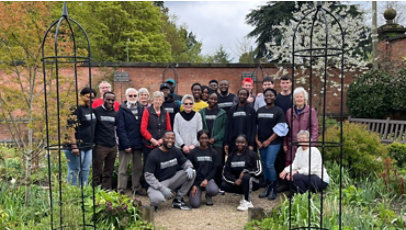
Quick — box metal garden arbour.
[41,3,96,229]
[289,2,344,230]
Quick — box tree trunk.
[24,149,32,205]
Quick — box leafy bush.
[393,69,406,114]
[347,69,393,119]
[387,142,406,168]
[323,122,387,178]
[381,158,405,195]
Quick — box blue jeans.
[259,144,281,182]
[64,149,92,186]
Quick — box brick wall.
[377,37,406,74]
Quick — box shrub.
[346,69,393,119]
[393,69,406,114]
[381,158,405,195]
[323,122,387,178]
[387,142,406,168]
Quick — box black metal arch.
[289,2,344,230]
[251,63,270,94]
[41,2,95,230]
[162,63,179,94]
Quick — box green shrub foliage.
[393,69,406,113]
[387,142,406,168]
[323,122,387,178]
[347,69,393,119]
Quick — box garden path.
[133,188,282,230]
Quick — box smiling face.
[162,132,175,149]
[99,82,111,97]
[262,81,274,91]
[192,85,202,101]
[126,90,138,103]
[235,136,247,152]
[238,89,248,104]
[264,90,276,105]
[139,93,149,105]
[294,92,305,108]
[201,88,210,101]
[81,93,95,107]
[183,99,194,113]
[103,93,115,110]
[209,82,218,91]
[198,132,209,148]
[207,93,218,108]
[153,95,163,108]
[242,82,253,92]
[280,79,292,92]
[219,80,229,94]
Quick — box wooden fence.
[348,117,406,144]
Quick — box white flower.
[10,178,16,185]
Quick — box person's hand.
[256,93,263,98]
[182,146,190,154]
[286,171,297,181]
[248,146,254,151]
[160,186,174,199]
[209,138,215,144]
[200,179,208,188]
[158,138,163,145]
[279,171,287,179]
[190,185,198,197]
[239,171,245,179]
[235,178,242,186]
[189,145,195,150]
[72,148,80,156]
[247,96,254,103]
[125,148,132,153]
[185,168,195,180]
[224,145,229,156]
[256,139,263,149]
[283,145,288,153]
[262,139,271,148]
[150,138,159,147]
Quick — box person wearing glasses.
[116,88,146,195]
[92,81,120,111]
[180,83,208,112]
[174,94,203,154]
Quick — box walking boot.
[268,181,277,200]
[258,181,271,198]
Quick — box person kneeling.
[221,135,262,211]
[144,131,196,210]
[279,130,329,195]
[188,130,220,208]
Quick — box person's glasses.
[100,86,111,89]
[184,103,193,106]
[128,95,137,98]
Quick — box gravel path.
[134,188,282,230]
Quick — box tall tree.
[206,45,232,64]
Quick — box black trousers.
[221,173,260,201]
[291,173,328,194]
[92,145,117,190]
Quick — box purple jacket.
[284,105,319,164]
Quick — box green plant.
[381,158,405,195]
[323,122,388,178]
[85,187,152,230]
[387,142,406,168]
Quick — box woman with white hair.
[141,91,172,161]
[280,130,329,194]
[138,87,150,108]
[174,94,203,154]
[283,87,319,166]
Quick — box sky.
[165,1,406,62]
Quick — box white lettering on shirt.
[164,107,174,113]
[197,156,212,162]
[160,158,178,169]
[233,111,247,117]
[84,113,96,121]
[231,161,246,168]
[258,113,274,119]
[205,115,216,120]
[100,116,115,122]
[218,102,233,108]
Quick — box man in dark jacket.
[92,91,118,190]
[160,82,180,127]
[217,80,237,114]
[116,88,146,195]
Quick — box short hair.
[209,79,218,85]
[297,130,310,140]
[98,81,111,89]
[138,87,149,96]
[197,129,210,140]
[293,87,308,105]
[80,87,97,97]
[181,94,195,104]
[191,82,202,91]
[151,91,164,100]
[280,75,292,81]
[237,88,249,95]
[236,134,248,142]
[242,77,253,85]
[263,76,274,84]
[263,88,277,96]
[103,91,115,99]
[201,85,210,92]
[125,88,137,96]
[220,80,229,84]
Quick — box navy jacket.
[116,102,144,150]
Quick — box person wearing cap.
[160,82,180,127]
[254,76,275,111]
[92,81,120,111]
[165,78,183,102]
[242,77,256,105]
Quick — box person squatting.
[65,76,329,211]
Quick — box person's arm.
[144,172,163,190]
[192,113,203,147]
[173,114,185,148]
[205,148,218,180]
[248,108,256,148]
[310,107,319,143]
[140,109,152,141]
[166,111,172,131]
[212,111,226,143]
[116,109,130,150]
[222,156,237,184]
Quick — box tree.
[56,2,172,62]
[206,45,232,64]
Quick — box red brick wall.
[377,38,406,74]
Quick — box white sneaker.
[237,200,254,211]
[239,196,245,204]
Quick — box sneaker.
[205,194,213,206]
[239,196,245,204]
[218,189,225,195]
[172,198,191,211]
[237,200,254,211]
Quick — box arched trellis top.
[292,3,345,59]
[162,63,179,93]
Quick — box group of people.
[64,75,329,212]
